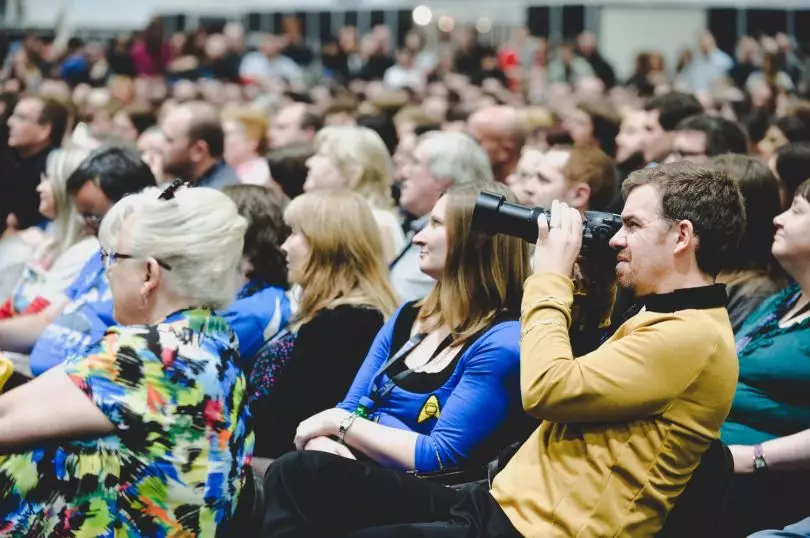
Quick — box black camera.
[471,191,623,264]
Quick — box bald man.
[161,101,239,188]
[467,106,525,183]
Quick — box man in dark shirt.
[160,101,239,189]
[5,94,69,228]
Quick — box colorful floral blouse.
[0,308,254,537]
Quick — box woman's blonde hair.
[222,105,270,154]
[284,190,399,326]
[45,147,93,261]
[418,183,531,345]
[313,125,394,209]
[98,187,247,310]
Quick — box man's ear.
[189,139,210,163]
[568,182,592,211]
[672,219,697,256]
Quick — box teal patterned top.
[0,308,254,537]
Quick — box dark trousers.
[719,471,810,537]
[261,451,522,538]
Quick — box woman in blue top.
[221,184,293,369]
[719,179,810,536]
[292,183,531,472]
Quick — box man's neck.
[189,158,220,183]
[649,273,715,296]
[16,141,50,160]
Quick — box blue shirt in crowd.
[338,303,523,472]
[30,251,112,377]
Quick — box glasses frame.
[98,178,191,272]
[100,246,173,271]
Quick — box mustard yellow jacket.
[491,273,738,537]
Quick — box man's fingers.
[549,200,561,229]
[537,213,550,243]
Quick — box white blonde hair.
[417,131,495,186]
[99,186,248,310]
[45,147,94,261]
[314,125,394,209]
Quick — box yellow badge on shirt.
[417,395,441,423]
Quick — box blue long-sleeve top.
[337,303,522,472]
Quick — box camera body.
[471,191,623,265]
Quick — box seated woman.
[0,148,98,319]
[711,154,785,330]
[222,105,272,186]
[304,125,407,263]
[720,179,810,536]
[292,183,530,473]
[221,184,293,368]
[0,186,253,535]
[248,190,400,459]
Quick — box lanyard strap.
[359,332,454,413]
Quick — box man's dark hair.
[644,92,703,131]
[188,112,225,160]
[300,108,323,134]
[772,115,810,144]
[32,95,70,148]
[66,145,157,202]
[675,114,749,157]
[710,154,782,274]
[356,114,398,156]
[221,184,289,290]
[266,142,313,199]
[623,161,746,277]
[774,142,810,203]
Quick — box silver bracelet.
[338,413,358,445]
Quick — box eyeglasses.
[100,246,173,271]
[98,179,190,271]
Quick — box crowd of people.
[0,13,809,538]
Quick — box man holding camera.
[259,162,746,537]
[491,161,746,536]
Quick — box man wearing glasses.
[6,95,70,229]
[0,146,156,381]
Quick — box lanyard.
[737,290,810,355]
[356,331,454,415]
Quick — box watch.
[338,413,358,445]
[753,444,768,473]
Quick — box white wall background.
[599,6,707,80]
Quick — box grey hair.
[99,186,248,310]
[416,131,495,186]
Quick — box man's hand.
[533,200,583,278]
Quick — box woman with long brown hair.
[248,190,399,459]
[290,182,530,473]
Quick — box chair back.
[219,468,265,537]
[657,439,734,537]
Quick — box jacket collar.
[638,284,727,313]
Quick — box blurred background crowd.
[1,1,810,537]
